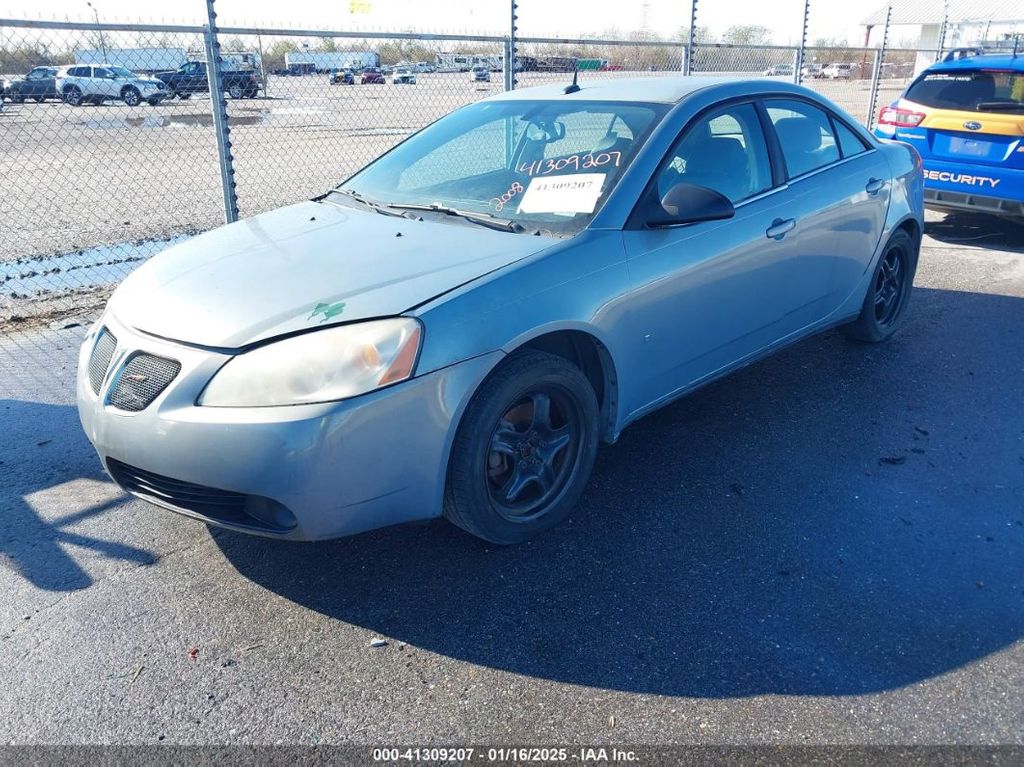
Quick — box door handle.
[766,218,796,240]
[865,177,886,195]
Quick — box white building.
[863,0,1023,74]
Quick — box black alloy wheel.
[486,387,583,522]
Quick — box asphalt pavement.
[1,211,1022,745]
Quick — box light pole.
[86,2,108,63]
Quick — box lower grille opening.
[107,459,297,533]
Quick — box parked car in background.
[5,66,60,102]
[78,77,922,545]
[470,65,491,83]
[0,77,10,102]
[156,60,261,99]
[874,52,1024,224]
[330,68,355,85]
[822,63,855,80]
[763,64,794,77]
[360,68,386,84]
[56,65,170,106]
[800,63,824,80]
[392,68,417,85]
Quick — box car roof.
[927,54,1024,73]
[484,76,743,104]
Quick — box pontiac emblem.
[963,121,982,131]
[125,373,149,383]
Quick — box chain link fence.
[0,11,951,402]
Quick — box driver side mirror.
[644,182,736,228]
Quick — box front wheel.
[63,86,82,106]
[121,86,141,106]
[842,228,918,343]
[444,350,600,545]
[228,84,243,99]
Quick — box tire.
[63,86,82,106]
[444,349,600,545]
[12,94,24,104]
[121,86,141,107]
[244,88,258,98]
[842,228,918,343]
[147,97,160,106]
[176,91,191,100]
[228,84,243,99]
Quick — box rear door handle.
[865,177,886,195]
[766,218,796,240]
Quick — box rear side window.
[766,99,840,178]
[67,67,88,77]
[834,120,868,158]
[905,69,1024,112]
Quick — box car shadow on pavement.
[216,285,1024,698]
[0,399,152,592]
[925,211,1024,253]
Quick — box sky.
[0,0,873,45]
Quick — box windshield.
[905,69,1024,112]
[336,99,667,236]
[109,66,136,78]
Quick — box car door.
[621,100,835,414]
[91,67,114,98]
[762,98,891,313]
[25,68,45,97]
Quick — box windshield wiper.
[333,188,406,217]
[975,101,1024,112]
[385,202,524,232]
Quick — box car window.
[766,99,841,178]
[834,119,868,158]
[346,99,666,236]
[655,102,772,203]
[542,111,636,161]
[94,68,110,79]
[905,69,1024,112]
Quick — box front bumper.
[77,313,502,540]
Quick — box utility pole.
[86,2,107,63]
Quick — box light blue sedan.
[78,77,924,544]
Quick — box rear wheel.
[842,229,917,343]
[121,86,141,107]
[228,84,243,99]
[444,350,600,545]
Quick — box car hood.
[109,199,555,348]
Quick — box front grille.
[87,329,117,395]
[108,353,181,412]
[106,459,295,533]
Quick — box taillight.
[878,107,926,127]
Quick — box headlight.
[199,318,421,407]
